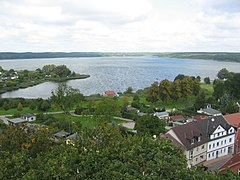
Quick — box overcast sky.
[0,0,239,52]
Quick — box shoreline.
[0,74,90,94]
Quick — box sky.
[0,0,239,52]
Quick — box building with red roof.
[104,90,116,97]
[224,112,240,129]
[219,154,240,175]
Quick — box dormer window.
[198,137,201,142]
[191,139,194,144]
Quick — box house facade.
[165,115,235,167]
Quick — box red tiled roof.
[104,90,116,97]
[170,115,184,121]
[192,116,208,121]
[219,154,240,172]
[224,112,240,128]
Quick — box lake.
[1,56,240,99]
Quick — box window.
[221,141,223,145]
[218,133,220,137]
[198,137,201,142]
[202,145,204,149]
[200,155,204,159]
[229,138,232,143]
[208,154,210,158]
[225,140,227,144]
[191,139,194,145]
[238,168,240,176]
[209,144,211,149]
[196,147,199,152]
[213,143,215,148]
[230,129,233,133]
[212,152,214,157]
[190,150,193,159]
[224,148,226,153]
[217,142,219,146]
[196,158,198,162]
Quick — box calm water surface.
[1,56,240,99]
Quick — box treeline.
[0,52,102,60]
[158,52,240,62]
[147,75,200,102]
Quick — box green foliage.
[50,84,84,113]
[135,115,166,135]
[217,68,229,80]
[125,86,133,94]
[95,98,120,121]
[204,77,211,84]
[3,101,9,111]
[17,102,23,111]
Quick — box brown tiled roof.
[171,122,208,150]
[224,112,240,129]
[219,154,240,172]
[104,90,116,97]
[170,115,185,121]
[161,133,186,151]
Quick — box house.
[166,121,208,167]
[154,111,169,120]
[21,114,36,121]
[7,118,27,126]
[170,115,185,122]
[165,115,235,167]
[66,133,78,146]
[195,116,235,161]
[54,130,70,138]
[104,90,117,97]
[197,105,222,116]
[224,112,240,129]
[218,154,240,175]
[126,105,139,112]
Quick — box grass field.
[52,114,126,128]
[0,107,58,116]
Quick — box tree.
[54,65,71,78]
[213,79,225,99]
[194,91,206,110]
[50,84,84,113]
[217,68,229,80]
[204,77,210,84]
[225,73,240,99]
[180,77,193,98]
[124,86,133,94]
[94,98,120,121]
[159,79,172,102]
[171,79,182,99]
[3,102,9,111]
[147,82,159,102]
[135,115,166,135]
[17,102,23,111]
[174,74,185,81]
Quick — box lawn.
[52,114,127,128]
[0,107,58,116]
[200,83,214,97]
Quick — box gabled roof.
[8,118,27,124]
[170,115,185,121]
[171,122,208,150]
[219,154,240,172]
[154,111,169,117]
[161,133,186,151]
[198,107,222,115]
[104,90,116,97]
[195,115,231,136]
[54,130,70,138]
[224,112,240,129]
[22,114,36,118]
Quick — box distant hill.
[157,52,240,62]
[0,52,239,63]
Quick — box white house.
[21,114,36,121]
[165,115,235,167]
[154,111,169,120]
[195,116,235,161]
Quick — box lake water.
[1,56,240,99]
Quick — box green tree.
[180,77,193,98]
[50,84,84,113]
[125,86,133,94]
[217,68,229,80]
[135,115,166,135]
[171,79,182,99]
[17,102,23,111]
[54,65,71,77]
[95,98,120,121]
[159,79,172,102]
[3,102,9,111]
[213,79,225,99]
[194,90,206,110]
[147,82,159,102]
[204,77,210,84]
